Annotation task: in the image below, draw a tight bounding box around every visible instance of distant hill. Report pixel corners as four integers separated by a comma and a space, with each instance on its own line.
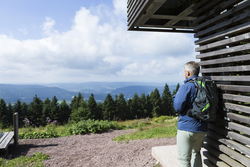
0, 82, 177, 104
0, 84, 76, 103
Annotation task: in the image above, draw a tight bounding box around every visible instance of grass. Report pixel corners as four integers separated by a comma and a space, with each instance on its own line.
113, 116, 177, 142
0, 152, 49, 167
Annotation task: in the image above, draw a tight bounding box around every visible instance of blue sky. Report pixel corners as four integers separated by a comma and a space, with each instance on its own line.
0, 0, 197, 85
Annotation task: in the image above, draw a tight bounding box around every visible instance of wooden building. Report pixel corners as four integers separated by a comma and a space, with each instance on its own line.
127, 0, 250, 166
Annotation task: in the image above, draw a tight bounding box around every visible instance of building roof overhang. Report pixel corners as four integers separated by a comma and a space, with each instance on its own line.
127, 0, 200, 33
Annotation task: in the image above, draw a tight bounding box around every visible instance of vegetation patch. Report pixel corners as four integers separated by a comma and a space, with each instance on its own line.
113, 116, 177, 142
0, 152, 49, 167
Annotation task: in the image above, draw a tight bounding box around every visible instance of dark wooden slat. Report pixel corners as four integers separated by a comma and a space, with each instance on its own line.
199, 54, 250, 66
195, 21, 250, 45
128, 0, 143, 19
192, 0, 210, 10
196, 32, 250, 52
225, 103, 250, 114
201, 65, 250, 73
227, 113, 250, 125
195, 10, 250, 38
229, 122, 250, 136
203, 151, 230, 167
207, 131, 250, 156
228, 131, 250, 146
217, 84, 250, 93
223, 94, 250, 103
208, 123, 250, 146
196, 43, 250, 59
128, 0, 145, 24
204, 143, 245, 167
207, 76, 250, 82
193, 0, 243, 24
195, 0, 250, 31
205, 136, 250, 167
192, 0, 227, 17
128, 0, 149, 28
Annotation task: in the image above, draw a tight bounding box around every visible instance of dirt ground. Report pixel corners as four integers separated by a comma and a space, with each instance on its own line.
10, 129, 176, 167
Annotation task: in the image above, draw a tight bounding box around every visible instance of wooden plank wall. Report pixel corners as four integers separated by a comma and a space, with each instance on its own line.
193, 0, 250, 166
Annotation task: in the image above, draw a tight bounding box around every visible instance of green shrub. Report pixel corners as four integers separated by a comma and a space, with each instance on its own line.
66, 119, 117, 135
19, 131, 59, 139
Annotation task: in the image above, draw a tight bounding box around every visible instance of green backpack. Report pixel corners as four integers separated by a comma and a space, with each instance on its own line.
187, 77, 218, 121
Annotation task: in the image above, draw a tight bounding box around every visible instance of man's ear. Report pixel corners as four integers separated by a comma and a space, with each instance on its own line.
188, 71, 191, 77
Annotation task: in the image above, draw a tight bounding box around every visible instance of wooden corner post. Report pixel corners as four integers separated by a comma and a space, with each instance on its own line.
13, 112, 18, 146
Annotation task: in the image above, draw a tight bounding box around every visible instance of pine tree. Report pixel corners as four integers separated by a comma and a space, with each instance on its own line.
7, 102, 13, 126
96, 102, 103, 120
42, 98, 51, 125
87, 94, 97, 119
150, 88, 162, 117
146, 94, 152, 118
70, 93, 88, 122
103, 94, 115, 120
0, 99, 8, 128
58, 99, 71, 124
127, 98, 133, 119
162, 83, 174, 116
116, 93, 128, 120
28, 94, 43, 126
131, 93, 142, 119
140, 93, 147, 118
50, 96, 59, 121
21, 102, 28, 124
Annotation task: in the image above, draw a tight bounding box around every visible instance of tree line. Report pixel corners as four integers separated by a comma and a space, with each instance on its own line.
0, 83, 180, 128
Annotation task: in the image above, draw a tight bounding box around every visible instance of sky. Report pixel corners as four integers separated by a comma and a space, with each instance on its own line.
0, 0, 197, 85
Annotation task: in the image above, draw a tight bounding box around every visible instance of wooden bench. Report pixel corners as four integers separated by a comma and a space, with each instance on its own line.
0, 113, 18, 157
0, 132, 14, 156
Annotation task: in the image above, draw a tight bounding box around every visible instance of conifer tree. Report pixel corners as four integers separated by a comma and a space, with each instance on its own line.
162, 83, 174, 115
28, 94, 43, 126
42, 98, 51, 125
7, 102, 13, 126
146, 94, 152, 118
103, 93, 115, 120
0, 99, 8, 128
116, 93, 128, 120
50, 96, 59, 121
131, 93, 142, 119
87, 94, 97, 119
127, 98, 133, 119
58, 99, 71, 124
96, 102, 103, 120
21, 102, 28, 125
70, 93, 88, 122
150, 88, 162, 117
140, 93, 147, 118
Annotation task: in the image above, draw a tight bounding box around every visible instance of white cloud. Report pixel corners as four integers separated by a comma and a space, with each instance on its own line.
0, 0, 196, 84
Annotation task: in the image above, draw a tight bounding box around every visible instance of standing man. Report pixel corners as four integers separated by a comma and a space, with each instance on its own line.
172, 61, 207, 167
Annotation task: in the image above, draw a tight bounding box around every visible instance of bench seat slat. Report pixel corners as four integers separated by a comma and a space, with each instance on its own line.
0, 132, 14, 150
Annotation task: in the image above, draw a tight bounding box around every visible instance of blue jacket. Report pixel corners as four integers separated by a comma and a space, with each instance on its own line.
172, 75, 207, 132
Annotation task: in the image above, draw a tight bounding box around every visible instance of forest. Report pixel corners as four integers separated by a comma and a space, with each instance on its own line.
0, 83, 180, 128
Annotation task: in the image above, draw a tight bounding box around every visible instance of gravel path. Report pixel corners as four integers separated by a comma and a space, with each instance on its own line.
10, 130, 176, 167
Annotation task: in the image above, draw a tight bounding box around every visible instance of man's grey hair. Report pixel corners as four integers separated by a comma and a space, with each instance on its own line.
184, 61, 200, 76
